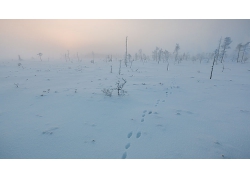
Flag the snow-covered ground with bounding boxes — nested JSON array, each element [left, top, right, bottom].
[[1, 58, 250, 159]]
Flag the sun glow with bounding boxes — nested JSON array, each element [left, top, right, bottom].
[[0, 19, 250, 60]]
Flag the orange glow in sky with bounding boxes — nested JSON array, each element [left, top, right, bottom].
[[0, 19, 250, 60]]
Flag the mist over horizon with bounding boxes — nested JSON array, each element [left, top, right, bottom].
[[0, 19, 250, 61]]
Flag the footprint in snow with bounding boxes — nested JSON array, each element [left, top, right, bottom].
[[148, 111, 152, 114], [122, 152, 127, 159], [143, 110, 147, 113], [136, 131, 141, 138], [42, 127, 59, 135], [141, 118, 144, 122], [142, 114, 145, 117], [127, 132, 132, 138], [125, 143, 130, 149]]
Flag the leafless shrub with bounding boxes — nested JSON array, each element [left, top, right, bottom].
[[102, 88, 113, 97], [115, 78, 127, 96]]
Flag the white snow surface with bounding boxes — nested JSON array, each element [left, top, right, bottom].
[[1, 59, 250, 159]]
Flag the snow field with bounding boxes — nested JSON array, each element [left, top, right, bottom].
[[0, 59, 250, 158]]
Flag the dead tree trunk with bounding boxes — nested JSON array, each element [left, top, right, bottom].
[[119, 60, 122, 75], [216, 37, 222, 64], [125, 36, 128, 67], [241, 42, 250, 62], [210, 49, 218, 79]]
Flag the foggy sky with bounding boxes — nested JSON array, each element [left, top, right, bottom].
[[0, 19, 250, 60]]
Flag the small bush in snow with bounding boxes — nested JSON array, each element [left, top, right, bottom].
[[102, 78, 127, 97], [118, 89, 127, 96], [102, 88, 113, 97], [115, 78, 127, 96]]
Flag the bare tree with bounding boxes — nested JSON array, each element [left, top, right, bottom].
[[37, 53, 43, 61], [134, 53, 138, 61], [109, 55, 112, 62], [142, 54, 147, 63], [210, 38, 223, 79], [197, 53, 204, 64], [173, 44, 180, 62], [102, 78, 127, 96], [65, 50, 70, 62], [119, 60, 122, 75], [216, 37, 222, 64], [18, 55, 23, 61], [67, 50, 71, 61], [139, 49, 143, 61], [65, 54, 67, 62], [164, 50, 170, 71], [235, 43, 243, 63], [241, 42, 250, 63], [128, 54, 132, 63], [163, 50, 170, 62], [157, 48, 163, 64], [130, 58, 135, 69], [125, 36, 128, 67], [210, 49, 219, 79], [115, 78, 127, 95], [220, 37, 232, 63], [77, 52, 80, 62], [152, 47, 159, 62], [91, 51, 95, 63]]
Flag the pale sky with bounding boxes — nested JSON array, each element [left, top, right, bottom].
[[0, 19, 250, 60]]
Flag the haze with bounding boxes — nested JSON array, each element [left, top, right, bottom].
[[0, 19, 249, 61]]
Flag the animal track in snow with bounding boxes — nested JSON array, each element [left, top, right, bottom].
[[136, 131, 141, 138], [125, 143, 130, 149], [122, 152, 127, 159], [240, 110, 249, 113], [42, 127, 58, 135], [155, 99, 160, 106], [176, 109, 193, 115], [127, 132, 133, 138], [122, 97, 167, 158]]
